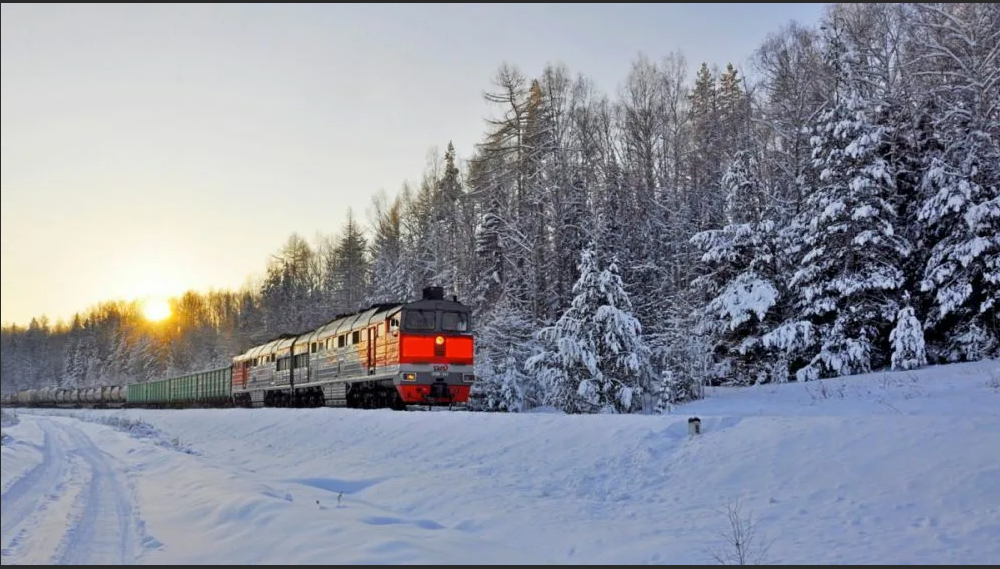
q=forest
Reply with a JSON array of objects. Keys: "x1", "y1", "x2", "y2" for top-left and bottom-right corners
[{"x1": 2, "y1": 3, "x2": 996, "y2": 414}]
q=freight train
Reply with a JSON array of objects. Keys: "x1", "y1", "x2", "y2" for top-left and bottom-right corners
[{"x1": 0, "y1": 287, "x2": 476, "y2": 411}]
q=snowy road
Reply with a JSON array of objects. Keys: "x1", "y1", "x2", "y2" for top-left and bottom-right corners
[
  {"x1": 0, "y1": 417, "x2": 138, "y2": 565},
  {"x1": 0, "y1": 411, "x2": 548, "y2": 565}
]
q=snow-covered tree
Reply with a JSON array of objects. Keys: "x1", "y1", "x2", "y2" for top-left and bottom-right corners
[
  {"x1": 911, "y1": 3, "x2": 1000, "y2": 361},
  {"x1": 691, "y1": 150, "x2": 784, "y2": 385},
  {"x1": 526, "y1": 243, "x2": 653, "y2": 414},
  {"x1": 890, "y1": 304, "x2": 927, "y2": 371},
  {"x1": 471, "y1": 297, "x2": 538, "y2": 412},
  {"x1": 366, "y1": 192, "x2": 413, "y2": 306},
  {"x1": 469, "y1": 190, "x2": 508, "y2": 316},
  {"x1": 328, "y1": 211, "x2": 371, "y2": 313},
  {"x1": 496, "y1": 347, "x2": 527, "y2": 412},
  {"x1": 654, "y1": 370, "x2": 676, "y2": 414},
  {"x1": 691, "y1": 221, "x2": 783, "y2": 385},
  {"x1": 723, "y1": 150, "x2": 769, "y2": 226},
  {"x1": 653, "y1": 368, "x2": 701, "y2": 413},
  {"x1": 784, "y1": 36, "x2": 912, "y2": 379}
]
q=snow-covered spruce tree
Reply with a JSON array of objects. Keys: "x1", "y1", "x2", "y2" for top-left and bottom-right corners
[
  {"x1": 654, "y1": 307, "x2": 712, "y2": 404},
  {"x1": 497, "y1": 346, "x2": 527, "y2": 412},
  {"x1": 691, "y1": 150, "x2": 784, "y2": 386},
  {"x1": 783, "y1": 41, "x2": 912, "y2": 380},
  {"x1": 911, "y1": 3, "x2": 1000, "y2": 362},
  {"x1": 889, "y1": 301, "x2": 927, "y2": 371},
  {"x1": 525, "y1": 243, "x2": 654, "y2": 414},
  {"x1": 365, "y1": 194, "x2": 414, "y2": 307},
  {"x1": 722, "y1": 150, "x2": 769, "y2": 227},
  {"x1": 471, "y1": 296, "x2": 538, "y2": 412},
  {"x1": 655, "y1": 369, "x2": 694, "y2": 414}
]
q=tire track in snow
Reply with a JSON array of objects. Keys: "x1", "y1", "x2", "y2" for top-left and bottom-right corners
[
  {"x1": 0, "y1": 420, "x2": 73, "y2": 556},
  {"x1": 50, "y1": 420, "x2": 138, "y2": 565}
]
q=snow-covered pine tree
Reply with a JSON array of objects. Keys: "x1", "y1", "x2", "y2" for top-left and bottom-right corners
[
  {"x1": 525, "y1": 243, "x2": 653, "y2": 414},
  {"x1": 365, "y1": 194, "x2": 413, "y2": 306},
  {"x1": 497, "y1": 346, "x2": 527, "y2": 412},
  {"x1": 691, "y1": 150, "x2": 784, "y2": 386},
  {"x1": 62, "y1": 316, "x2": 90, "y2": 388},
  {"x1": 889, "y1": 302, "x2": 927, "y2": 371},
  {"x1": 723, "y1": 150, "x2": 768, "y2": 227},
  {"x1": 918, "y1": 127, "x2": 1000, "y2": 362},
  {"x1": 912, "y1": 3, "x2": 1000, "y2": 361},
  {"x1": 471, "y1": 296, "x2": 538, "y2": 412},
  {"x1": 654, "y1": 369, "x2": 675, "y2": 414},
  {"x1": 783, "y1": 34, "x2": 912, "y2": 380},
  {"x1": 653, "y1": 368, "x2": 700, "y2": 414},
  {"x1": 469, "y1": 191, "x2": 507, "y2": 317}
]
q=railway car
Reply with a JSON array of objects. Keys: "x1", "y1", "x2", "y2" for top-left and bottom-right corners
[
  {"x1": 0, "y1": 385, "x2": 128, "y2": 410},
  {"x1": 126, "y1": 366, "x2": 231, "y2": 408},
  {"x1": 231, "y1": 286, "x2": 475, "y2": 409}
]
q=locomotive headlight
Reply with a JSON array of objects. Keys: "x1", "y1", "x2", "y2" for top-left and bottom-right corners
[
  {"x1": 435, "y1": 336, "x2": 445, "y2": 345},
  {"x1": 403, "y1": 372, "x2": 417, "y2": 382}
]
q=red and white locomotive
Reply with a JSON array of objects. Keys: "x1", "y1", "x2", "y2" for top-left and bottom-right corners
[{"x1": 230, "y1": 286, "x2": 475, "y2": 409}]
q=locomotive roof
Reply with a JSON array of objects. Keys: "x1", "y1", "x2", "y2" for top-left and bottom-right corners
[
  {"x1": 403, "y1": 297, "x2": 471, "y2": 312},
  {"x1": 233, "y1": 290, "x2": 470, "y2": 360}
]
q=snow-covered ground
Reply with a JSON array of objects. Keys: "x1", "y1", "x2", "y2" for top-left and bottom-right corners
[{"x1": 2, "y1": 359, "x2": 999, "y2": 565}]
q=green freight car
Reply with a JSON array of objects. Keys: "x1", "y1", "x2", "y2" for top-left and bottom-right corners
[{"x1": 126, "y1": 365, "x2": 233, "y2": 408}]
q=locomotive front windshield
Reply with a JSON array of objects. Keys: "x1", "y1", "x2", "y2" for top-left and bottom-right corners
[
  {"x1": 402, "y1": 309, "x2": 471, "y2": 332},
  {"x1": 403, "y1": 310, "x2": 436, "y2": 330},
  {"x1": 441, "y1": 311, "x2": 469, "y2": 332}
]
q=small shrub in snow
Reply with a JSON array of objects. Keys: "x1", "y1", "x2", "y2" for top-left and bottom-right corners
[
  {"x1": 105, "y1": 416, "x2": 156, "y2": 436},
  {"x1": 89, "y1": 414, "x2": 197, "y2": 455},
  {"x1": 710, "y1": 497, "x2": 771, "y2": 565}
]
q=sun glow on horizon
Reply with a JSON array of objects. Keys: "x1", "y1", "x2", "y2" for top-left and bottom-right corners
[{"x1": 141, "y1": 297, "x2": 172, "y2": 323}]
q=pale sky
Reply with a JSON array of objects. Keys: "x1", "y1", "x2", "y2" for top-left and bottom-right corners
[{"x1": 0, "y1": 3, "x2": 829, "y2": 327}]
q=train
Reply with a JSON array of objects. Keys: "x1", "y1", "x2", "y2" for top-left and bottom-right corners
[{"x1": 0, "y1": 286, "x2": 476, "y2": 411}]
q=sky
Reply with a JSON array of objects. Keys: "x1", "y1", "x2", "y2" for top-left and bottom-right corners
[
  {"x1": 2, "y1": 359, "x2": 999, "y2": 564},
  {"x1": 0, "y1": 3, "x2": 831, "y2": 327}
]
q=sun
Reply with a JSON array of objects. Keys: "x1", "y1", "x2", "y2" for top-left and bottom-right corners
[{"x1": 141, "y1": 297, "x2": 172, "y2": 322}]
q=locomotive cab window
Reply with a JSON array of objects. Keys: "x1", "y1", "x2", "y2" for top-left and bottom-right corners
[
  {"x1": 441, "y1": 311, "x2": 469, "y2": 332},
  {"x1": 403, "y1": 309, "x2": 436, "y2": 331}
]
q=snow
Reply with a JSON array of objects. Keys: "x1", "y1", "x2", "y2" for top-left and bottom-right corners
[
  {"x1": 2, "y1": 359, "x2": 1000, "y2": 565},
  {"x1": 706, "y1": 272, "x2": 779, "y2": 331}
]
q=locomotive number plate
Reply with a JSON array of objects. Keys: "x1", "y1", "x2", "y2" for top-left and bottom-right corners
[{"x1": 432, "y1": 364, "x2": 449, "y2": 374}]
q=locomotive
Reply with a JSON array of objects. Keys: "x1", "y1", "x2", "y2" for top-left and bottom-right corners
[
  {"x1": 231, "y1": 285, "x2": 475, "y2": 409},
  {"x1": 0, "y1": 286, "x2": 476, "y2": 411}
]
